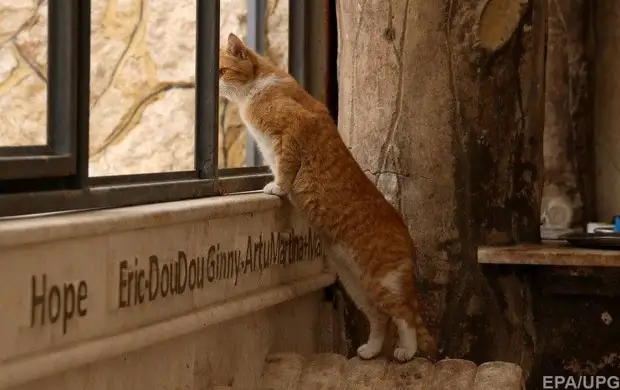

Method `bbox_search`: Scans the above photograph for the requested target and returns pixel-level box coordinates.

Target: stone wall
[0,0,289,175]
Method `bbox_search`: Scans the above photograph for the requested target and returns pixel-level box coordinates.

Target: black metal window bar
[244,0,266,167]
[0,0,316,218]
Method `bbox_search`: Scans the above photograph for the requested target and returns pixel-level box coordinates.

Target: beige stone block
[427,359,477,390]
[340,357,388,390]
[0,65,46,146]
[219,100,248,168]
[220,0,247,44]
[298,353,347,390]
[13,1,47,74]
[89,0,141,102]
[146,0,196,82]
[265,0,289,69]
[0,1,46,147]
[258,352,305,390]
[0,45,18,83]
[473,361,525,390]
[384,357,435,390]
[0,6,35,42]
[90,87,196,175]
[0,0,290,171]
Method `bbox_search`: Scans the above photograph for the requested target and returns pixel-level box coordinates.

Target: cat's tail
[412,309,439,360]
[407,239,438,359]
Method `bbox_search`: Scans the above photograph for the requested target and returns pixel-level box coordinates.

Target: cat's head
[219,33,258,103]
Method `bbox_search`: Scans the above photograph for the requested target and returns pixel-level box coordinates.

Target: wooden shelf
[478,242,620,267]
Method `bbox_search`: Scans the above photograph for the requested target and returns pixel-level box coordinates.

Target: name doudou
[118,228,323,308]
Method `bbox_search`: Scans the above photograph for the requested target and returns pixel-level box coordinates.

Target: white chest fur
[246,124,276,172]
[238,75,280,174]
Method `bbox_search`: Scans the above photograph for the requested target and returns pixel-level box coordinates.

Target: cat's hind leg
[364,265,437,363]
[393,316,419,362]
[356,298,389,359]
[339,269,388,359]
[327,250,388,359]
[392,306,437,362]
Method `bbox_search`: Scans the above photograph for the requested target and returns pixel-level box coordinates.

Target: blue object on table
[615,215,620,232]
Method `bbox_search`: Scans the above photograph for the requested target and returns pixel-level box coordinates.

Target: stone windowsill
[0,192,335,387]
[0,192,281,248]
[478,241,620,267]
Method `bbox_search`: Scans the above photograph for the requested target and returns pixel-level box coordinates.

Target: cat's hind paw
[263,181,287,197]
[393,347,416,363]
[357,343,382,360]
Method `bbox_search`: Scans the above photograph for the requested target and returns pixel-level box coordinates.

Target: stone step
[259,353,524,390]
[259,352,306,389]
[298,353,347,390]
[384,357,434,389]
[472,362,525,390]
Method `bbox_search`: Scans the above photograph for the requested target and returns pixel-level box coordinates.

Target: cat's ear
[227,33,247,59]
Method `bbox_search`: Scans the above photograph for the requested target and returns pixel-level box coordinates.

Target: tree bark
[336,0,545,371]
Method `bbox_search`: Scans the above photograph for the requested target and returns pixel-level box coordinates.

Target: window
[0,1,74,182]
[0,0,329,218]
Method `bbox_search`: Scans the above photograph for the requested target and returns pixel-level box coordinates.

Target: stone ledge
[478,243,620,267]
[258,353,525,389]
[0,190,329,376]
[0,193,280,248]
[0,272,336,389]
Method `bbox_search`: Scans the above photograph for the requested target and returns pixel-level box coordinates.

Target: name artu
[118,228,324,308]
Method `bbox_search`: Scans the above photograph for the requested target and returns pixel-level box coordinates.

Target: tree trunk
[336,0,545,372]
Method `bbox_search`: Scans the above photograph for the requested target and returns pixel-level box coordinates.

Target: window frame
[0,0,79,181]
[0,0,326,219]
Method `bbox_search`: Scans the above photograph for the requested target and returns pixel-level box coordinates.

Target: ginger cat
[219,33,437,362]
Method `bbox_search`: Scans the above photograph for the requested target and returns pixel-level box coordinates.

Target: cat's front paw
[263,181,287,197]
